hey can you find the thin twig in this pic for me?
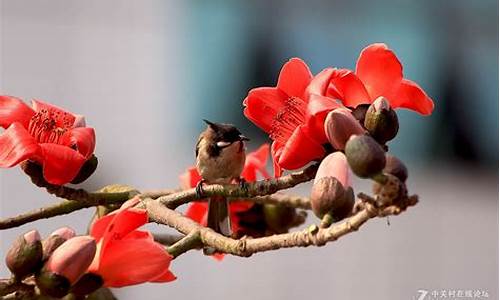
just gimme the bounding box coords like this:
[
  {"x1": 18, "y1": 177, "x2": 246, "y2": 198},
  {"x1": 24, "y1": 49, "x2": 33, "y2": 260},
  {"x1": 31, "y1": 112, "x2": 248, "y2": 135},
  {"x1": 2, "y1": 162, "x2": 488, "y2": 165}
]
[{"x1": 166, "y1": 230, "x2": 202, "y2": 258}]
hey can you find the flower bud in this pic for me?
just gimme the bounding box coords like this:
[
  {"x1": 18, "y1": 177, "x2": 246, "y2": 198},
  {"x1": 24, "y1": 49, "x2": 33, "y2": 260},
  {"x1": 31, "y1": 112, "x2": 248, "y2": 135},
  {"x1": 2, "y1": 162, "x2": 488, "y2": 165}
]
[
  {"x1": 71, "y1": 155, "x2": 98, "y2": 184},
  {"x1": 372, "y1": 173, "x2": 407, "y2": 206},
  {"x1": 6, "y1": 230, "x2": 43, "y2": 278},
  {"x1": 324, "y1": 108, "x2": 365, "y2": 150},
  {"x1": 364, "y1": 97, "x2": 399, "y2": 144},
  {"x1": 71, "y1": 273, "x2": 104, "y2": 296},
  {"x1": 311, "y1": 152, "x2": 354, "y2": 221},
  {"x1": 37, "y1": 236, "x2": 96, "y2": 298},
  {"x1": 345, "y1": 135, "x2": 386, "y2": 178},
  {"x1": 384, "y1": 154, "x2": 408, "y2": 182},
  {"x1": 351, "y1": 104, "x2": 370, "y2": 124},
  {"x1": 263, "y1": 204, "x2": 296, "y2": 234},
  {"x1": 42, "y1": 227, "x2": 76, "y2": 261}
]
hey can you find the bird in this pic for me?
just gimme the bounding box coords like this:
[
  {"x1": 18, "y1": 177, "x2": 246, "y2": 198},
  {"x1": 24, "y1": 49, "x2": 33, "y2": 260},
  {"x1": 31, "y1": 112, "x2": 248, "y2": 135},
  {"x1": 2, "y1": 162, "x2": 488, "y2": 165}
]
[{"x1": 195, "y1": 119, "x2": 249, "y2": 239}]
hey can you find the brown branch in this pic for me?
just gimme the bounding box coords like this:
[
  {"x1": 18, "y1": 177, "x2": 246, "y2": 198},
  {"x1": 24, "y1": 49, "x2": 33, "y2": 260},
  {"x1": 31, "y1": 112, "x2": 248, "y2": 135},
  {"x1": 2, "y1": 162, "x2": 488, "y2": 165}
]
[
  {"x1": 0, "y1": 165, "x2": 316, "y2": 230},
  {"x1": 0, "y1": 192, "x2": 134, "y2": 230},
  {"x1": 145, "y1": 194, "x2": 418, "y2": 257},
  {"x1": 156, "y1": 163, "x2": 318, "y2": 209}
]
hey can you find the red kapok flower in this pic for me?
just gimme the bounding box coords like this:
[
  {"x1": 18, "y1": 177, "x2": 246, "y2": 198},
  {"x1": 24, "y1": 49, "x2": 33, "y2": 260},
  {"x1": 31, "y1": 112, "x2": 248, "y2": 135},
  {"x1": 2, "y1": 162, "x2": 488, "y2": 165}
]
[
  {"x1": 182, "y1": 144, "x2": 271, "y2": 260},
  {"x1": 88, "y1": 198, "x2": 175, "y2": 287},
  {"x1": 243, "y1": 59, "x2": 340, "y2": 176},
  {"x1": 306, "y1": 43, "x2": 435, "y2": 115},
  {"x1": 0, "y1": 96, "x2": 96, "y2": 185}
]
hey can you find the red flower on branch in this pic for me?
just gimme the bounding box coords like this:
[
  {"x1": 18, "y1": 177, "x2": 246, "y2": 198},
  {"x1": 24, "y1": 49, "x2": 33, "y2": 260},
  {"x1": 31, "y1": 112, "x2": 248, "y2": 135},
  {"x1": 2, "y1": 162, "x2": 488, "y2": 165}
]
[
  {"x1": 306, "y1": 43, "x2": 435, "y2": 115},
  {"x1": 182, "y1": 144, "x2": 270, "y2": 260},
  {"x1": 243, "y1": 59, "x2": 341, "y2": 176},
  {"x1": 88, "y1": 198, "x2": 175, "y2": 287},
  {"x1": 0, "y1": 96, "x2": 96, "y2": 185}
]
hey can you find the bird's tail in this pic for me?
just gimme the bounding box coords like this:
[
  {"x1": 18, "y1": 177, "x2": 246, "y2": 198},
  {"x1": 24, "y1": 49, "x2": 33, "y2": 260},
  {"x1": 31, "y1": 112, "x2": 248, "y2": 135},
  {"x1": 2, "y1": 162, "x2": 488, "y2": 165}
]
[
  {"x1": 204, "y1": 196, "x2": 231, "y2": 255},
  {"x1": 207, "y1": 195, "x2": 231, "y2": 236}
]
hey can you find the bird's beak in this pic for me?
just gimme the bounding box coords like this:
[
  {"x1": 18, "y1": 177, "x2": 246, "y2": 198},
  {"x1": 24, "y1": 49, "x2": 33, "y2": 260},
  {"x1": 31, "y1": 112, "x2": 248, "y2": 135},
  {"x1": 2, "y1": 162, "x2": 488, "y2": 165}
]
[{"x1": 239, "y1": 135, "x2": 250, "y2": 141}]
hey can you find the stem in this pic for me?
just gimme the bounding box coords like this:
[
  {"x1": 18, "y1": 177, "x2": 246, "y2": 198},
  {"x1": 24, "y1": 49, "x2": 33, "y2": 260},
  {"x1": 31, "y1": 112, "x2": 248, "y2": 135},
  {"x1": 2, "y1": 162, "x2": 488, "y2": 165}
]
[
  {"x1": 166, "y1": 231, "x2": 202, "y2": 258},
  {"x1": 0, "y1": 192, "x2": 130, "y2": 230}
]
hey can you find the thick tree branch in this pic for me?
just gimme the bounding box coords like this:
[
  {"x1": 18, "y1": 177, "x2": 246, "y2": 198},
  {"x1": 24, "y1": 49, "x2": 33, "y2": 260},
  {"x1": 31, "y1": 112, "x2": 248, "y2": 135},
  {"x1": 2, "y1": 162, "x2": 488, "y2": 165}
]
[
  {"x1": 166, "y1": 230, "x2": 202, "y2": 258},
  {"x1": 145, "y1": 194, "x2": 418, "y2": 257}
]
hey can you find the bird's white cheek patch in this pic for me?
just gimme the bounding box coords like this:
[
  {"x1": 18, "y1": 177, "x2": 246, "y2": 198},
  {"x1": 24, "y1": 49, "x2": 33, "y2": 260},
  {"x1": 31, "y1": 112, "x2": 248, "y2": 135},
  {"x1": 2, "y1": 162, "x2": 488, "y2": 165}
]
[{"x1": 217, "y1": 141, "x2": 231, "y2": 148}]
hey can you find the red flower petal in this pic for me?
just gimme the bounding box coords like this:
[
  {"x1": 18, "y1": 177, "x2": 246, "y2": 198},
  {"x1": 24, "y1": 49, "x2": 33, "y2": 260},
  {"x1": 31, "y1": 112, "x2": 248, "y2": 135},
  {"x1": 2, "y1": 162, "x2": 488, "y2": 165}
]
[
  {"x1": 96, "y1": 236, "x2": 173, "y2": 287},
  {"x1": 63, "y1": 127, "x2": 96, "y2": 159},
  {"x1": 185, "y1": 202, "x2": 208, "y2": 226},
  {"x1": 151, "y1": 270, "x2": 176, "y2": 283},
  {"x1": 32, "y1": 99, "x2": 76, "y2": 128},
  {"x1": 389, "y1": 79, "x2": 435, "y2": 115},
  {"x1": 278, "y1": 126, "x2": 325, "y2": 170},
  {"x1": 242, "y1": 144, "x2": 270, "y2": 181},
  {"x1": 39, "y1": 144, "x2": 87, "y2": 185},
  {"x1": 90, "y1": 201, "x2": 147, "y2": 243},
  {"x1": 355, "y1": 43, "x2": 403, "y2": 100},
  {"x1": 243, "y1": 87, "x2": 288, "y2": 133},
  {"x1": 0, "y1": 123, "x2": 40, "y2": 167},
  {"x1": 305, "y1": 68, "x2": 335, "y2": 98},
  {"x1": 305, "y1": 94, "x2": 343, "y2": 143},
  {"x1": 0, "y1": 95, "x2": 35, "y2": 129},
  {"x1": 271, "y1": 141, "x2": 284, "y2": 177},
  {"x1": 277, "y1": 58, "x2": 313, "y2": 99},
  {"x1": 179, "y1": 167, "x2": 201, "y2": 189},
  {"x1": 326, "y1": 69, "x2": 371, "y2": 107}
]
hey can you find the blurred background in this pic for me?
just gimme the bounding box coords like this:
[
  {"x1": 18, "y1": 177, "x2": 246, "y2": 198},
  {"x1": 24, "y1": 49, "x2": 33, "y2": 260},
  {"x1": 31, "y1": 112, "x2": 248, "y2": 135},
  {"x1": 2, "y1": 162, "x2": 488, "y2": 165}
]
[{"x1": 0, "y1": 0, "x2": 497, "y2": 299}]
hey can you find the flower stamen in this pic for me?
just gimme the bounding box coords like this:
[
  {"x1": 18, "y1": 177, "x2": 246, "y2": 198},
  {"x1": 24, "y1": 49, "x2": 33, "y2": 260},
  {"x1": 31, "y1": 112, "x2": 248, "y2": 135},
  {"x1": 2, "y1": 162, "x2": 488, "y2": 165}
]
[{"x1": 269, "y1": 97, "x2": 306, "y2": 144}]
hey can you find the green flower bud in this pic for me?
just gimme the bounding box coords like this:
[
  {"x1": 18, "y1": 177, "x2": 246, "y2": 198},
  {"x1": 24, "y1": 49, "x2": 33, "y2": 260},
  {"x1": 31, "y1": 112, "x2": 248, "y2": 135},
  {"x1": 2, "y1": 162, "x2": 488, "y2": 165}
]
[
  {"x1": 345, "y1": 135, "x2": 386, "y2": 178},
  {"x1": 71, "y1": 155, "x2": 98, "y2": 184},
  {"x1": 384, "y1": 154, "x2": 408, "y2": 182},
  {"x1": 36, "y1": 268, "x2": 71, "y2": 298},
  {"x1": 364, "y1": 97, "x2": 399, "y2": 144},
  {"x1": 6, "y1": 230, "x2": 43, "y2": 278},
  {"x1": 71, "y1": 273, "x2": 104, "y2": 296}
]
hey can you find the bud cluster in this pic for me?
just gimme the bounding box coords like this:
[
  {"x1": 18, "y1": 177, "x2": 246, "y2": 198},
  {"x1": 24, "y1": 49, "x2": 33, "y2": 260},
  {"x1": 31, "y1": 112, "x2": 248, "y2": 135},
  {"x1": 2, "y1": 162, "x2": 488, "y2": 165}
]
[
  {"x1": 4, "y1": 227, "x2": 104, "y2": 298},
  {"x1": 311, "y1": 96, "x2": 410, "y2": 224}
]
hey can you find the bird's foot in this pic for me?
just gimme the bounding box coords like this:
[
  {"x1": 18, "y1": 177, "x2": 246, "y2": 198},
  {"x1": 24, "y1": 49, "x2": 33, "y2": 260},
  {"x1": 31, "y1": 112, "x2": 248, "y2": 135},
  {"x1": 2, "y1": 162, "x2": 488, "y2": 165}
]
[
  {"x1": 195, "y1": 179, "x2": 206, "y2": 198},
  {"x1": 237, "y1": 177, "x2": 249, "y2": 194}
]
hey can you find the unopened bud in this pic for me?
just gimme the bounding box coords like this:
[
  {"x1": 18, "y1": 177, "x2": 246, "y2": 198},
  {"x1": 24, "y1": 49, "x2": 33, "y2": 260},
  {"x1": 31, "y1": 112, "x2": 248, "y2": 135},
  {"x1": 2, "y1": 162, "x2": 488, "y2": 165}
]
[
  {"x1": 6, "y1": 230, "x2": 43, "y2": 278},
  {"x1": 71, "y1": 155, "x2": 98, "y2": 184},
  {"x1": 314, "y1": 152, "x2": 351, "y2": 187},
  {"x1": 324, "y1": 108, "x2": 365, "y2": 150},
  {"x1": 351, "y1": 104, "x2": 370, "y2": 124},
  {"x1": 372, "y1": 174, "x2": 407, "y2": 206},
  {"x1": 384, "y1": 154, "x2": 408, "y2": 182},
  {"x1": 71, "y1": 273, "x2": 104, "y2": 296},
  {"x1": 42, "y1": 227, "x2": 76, "y2": 260},
  {"x1": 364, "y1": 97, "x2": 399, "y2": 144},
  {"x1": 311, "y1": 177, "x2": 346, "y2": 219},
  {"x1": 37, "y1": 236, "x2": 96, "y2": 298},
  {"x1": 345, "y1": 135, "x2": 386, "y2": 178},
  {"x1": 263, "y1": 204, "x2": 296, "y2": 234}
]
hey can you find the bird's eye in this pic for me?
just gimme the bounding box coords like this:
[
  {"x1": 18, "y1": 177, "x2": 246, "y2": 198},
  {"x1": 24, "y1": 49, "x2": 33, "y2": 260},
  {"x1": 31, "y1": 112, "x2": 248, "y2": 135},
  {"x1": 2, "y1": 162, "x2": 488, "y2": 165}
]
[{"x1": 216, "y1": 141, "x2": 231, "y2": 148}]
